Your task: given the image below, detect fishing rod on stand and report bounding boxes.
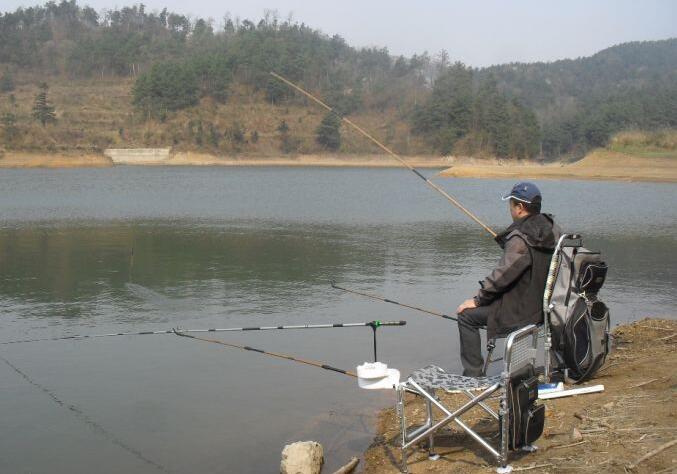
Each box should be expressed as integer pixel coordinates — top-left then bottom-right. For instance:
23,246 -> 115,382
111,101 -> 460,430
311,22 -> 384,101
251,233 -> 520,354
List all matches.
1,319 -> 407,374
174,320 -> 405,364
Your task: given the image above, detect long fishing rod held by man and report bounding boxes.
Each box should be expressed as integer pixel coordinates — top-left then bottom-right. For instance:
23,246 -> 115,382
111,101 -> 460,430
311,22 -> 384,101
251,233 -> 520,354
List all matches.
269,71 -> 496,238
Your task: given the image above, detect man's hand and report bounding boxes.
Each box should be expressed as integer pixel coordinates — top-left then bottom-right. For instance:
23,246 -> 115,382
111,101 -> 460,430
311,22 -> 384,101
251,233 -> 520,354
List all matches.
456,298 -> 477,315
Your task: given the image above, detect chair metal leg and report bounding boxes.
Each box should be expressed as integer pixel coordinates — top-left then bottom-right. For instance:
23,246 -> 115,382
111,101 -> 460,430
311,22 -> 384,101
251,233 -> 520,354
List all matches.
544,332 -> 552,383
403,380 -> 501,450
464,389 -> 499,420
497,381 -> 512,473
425,395 -> 440,460
397,387 -> 408,473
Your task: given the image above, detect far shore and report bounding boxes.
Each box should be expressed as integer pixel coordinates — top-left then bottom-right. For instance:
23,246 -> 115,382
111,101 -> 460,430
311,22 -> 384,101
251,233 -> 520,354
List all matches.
1,149 -> 675,183
437,149 -> 677,183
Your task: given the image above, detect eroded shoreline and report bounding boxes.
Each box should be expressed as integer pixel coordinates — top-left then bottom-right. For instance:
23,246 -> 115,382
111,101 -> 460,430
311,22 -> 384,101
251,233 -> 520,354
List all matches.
1,150 -> 675,183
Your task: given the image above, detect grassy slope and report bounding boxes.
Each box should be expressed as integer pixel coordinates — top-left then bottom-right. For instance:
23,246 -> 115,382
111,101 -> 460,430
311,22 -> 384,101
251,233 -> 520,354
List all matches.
0,74 -> 429,157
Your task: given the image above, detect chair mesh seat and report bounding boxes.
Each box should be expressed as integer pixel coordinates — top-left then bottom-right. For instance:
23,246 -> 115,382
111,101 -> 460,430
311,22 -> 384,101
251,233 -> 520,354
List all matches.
408,365 -> 501,392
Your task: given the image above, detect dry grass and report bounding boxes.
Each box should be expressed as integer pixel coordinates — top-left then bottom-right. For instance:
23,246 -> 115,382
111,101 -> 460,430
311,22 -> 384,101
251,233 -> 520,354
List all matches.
0,73 -> 427,156
609,129 -> 677,153
437,145 -> 677,183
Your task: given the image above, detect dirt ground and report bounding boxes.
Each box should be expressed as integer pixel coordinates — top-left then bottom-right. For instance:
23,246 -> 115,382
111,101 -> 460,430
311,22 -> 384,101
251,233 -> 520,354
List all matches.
2,149 -> 675,183
0,152 -> 112,168
164,152 -> 452,168
436,150 -> 677,183
362,318 -> 676,473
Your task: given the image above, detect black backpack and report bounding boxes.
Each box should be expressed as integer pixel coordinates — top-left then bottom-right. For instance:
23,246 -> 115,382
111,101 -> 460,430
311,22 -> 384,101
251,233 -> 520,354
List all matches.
546,236 -> 610,383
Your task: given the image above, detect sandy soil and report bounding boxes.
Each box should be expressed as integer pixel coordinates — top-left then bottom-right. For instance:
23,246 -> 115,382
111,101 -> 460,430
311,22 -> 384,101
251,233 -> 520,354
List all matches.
0,152 -> 112,168
362,318 -> 676,473
437,150 -> 677,183
164,152 -> 452,168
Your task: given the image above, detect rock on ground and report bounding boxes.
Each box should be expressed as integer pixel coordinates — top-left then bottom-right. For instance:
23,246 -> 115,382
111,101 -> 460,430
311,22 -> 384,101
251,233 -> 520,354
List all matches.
280,441 -> 324,474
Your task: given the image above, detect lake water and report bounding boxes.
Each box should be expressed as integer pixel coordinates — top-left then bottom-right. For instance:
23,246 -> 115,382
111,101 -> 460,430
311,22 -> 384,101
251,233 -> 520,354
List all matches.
0,167 -> 675,473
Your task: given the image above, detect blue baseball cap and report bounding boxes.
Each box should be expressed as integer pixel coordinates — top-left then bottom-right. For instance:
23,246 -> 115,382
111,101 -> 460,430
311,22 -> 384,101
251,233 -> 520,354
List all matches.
501,182 -> 542,204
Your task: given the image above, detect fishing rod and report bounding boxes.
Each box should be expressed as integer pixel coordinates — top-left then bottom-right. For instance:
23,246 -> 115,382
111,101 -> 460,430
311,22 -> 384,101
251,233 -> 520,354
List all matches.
331,281 -> 458,322
0,320 -> 406,346
173,329 -> 358,377
269,71 -> 497,238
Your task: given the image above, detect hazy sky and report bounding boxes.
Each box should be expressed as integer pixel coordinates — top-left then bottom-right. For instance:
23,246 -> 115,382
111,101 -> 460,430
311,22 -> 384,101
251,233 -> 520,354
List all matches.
3,0 -> 677,66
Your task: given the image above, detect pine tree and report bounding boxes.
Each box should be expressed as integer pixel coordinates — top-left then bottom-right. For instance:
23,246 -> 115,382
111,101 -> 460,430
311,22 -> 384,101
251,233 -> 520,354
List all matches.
32,83 -> 56,126
315,113 -> 341,151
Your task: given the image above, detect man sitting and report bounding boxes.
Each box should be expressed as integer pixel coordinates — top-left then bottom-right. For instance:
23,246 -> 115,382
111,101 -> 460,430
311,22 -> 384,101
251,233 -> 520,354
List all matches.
455,182 -> 561,376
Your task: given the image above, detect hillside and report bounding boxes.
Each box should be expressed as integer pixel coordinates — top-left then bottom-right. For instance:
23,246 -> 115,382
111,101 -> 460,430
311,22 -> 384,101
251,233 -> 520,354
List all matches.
0,74 -> 428,156
0,1 -> 675,159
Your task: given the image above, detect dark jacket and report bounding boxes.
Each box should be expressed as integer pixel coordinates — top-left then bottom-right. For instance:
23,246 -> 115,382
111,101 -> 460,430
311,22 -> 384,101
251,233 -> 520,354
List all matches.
474,213 -> 561,338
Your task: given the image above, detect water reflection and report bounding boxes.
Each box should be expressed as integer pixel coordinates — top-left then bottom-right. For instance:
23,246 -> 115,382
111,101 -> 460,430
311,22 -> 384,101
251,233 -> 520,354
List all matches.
0,219 -> 674,325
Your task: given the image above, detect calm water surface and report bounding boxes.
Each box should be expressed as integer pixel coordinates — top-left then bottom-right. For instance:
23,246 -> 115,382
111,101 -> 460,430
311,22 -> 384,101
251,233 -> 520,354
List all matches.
0,167 -> 675,473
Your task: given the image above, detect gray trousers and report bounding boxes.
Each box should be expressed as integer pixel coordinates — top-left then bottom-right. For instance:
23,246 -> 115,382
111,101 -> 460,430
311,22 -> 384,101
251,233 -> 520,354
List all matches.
457,305 -> 492,377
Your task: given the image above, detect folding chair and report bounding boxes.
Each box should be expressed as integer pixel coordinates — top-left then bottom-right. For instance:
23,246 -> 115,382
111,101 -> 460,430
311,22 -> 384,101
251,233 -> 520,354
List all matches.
396,324 -> 541,473
482,324 -> 547,377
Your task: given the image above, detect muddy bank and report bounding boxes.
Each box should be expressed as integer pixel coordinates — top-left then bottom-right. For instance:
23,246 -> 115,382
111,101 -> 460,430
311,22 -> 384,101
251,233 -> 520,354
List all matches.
437,150 -> 677,183
364,318 -> 676,473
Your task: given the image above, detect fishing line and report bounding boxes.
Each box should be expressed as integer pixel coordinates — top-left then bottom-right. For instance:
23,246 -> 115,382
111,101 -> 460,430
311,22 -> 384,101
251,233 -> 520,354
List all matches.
269,71 -> 497,238
0,353 -> 171,473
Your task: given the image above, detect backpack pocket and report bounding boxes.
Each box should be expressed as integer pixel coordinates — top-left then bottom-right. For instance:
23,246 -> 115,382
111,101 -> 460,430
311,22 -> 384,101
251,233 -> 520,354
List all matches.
508,370 -> 540,449
523,403 -> 545,445
578,261 -> 608,294
563,296 -> 610,383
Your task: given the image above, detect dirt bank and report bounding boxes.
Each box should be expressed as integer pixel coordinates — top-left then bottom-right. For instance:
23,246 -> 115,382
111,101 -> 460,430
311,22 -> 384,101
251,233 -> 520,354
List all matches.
0,151 -> 450,169
363,318 -> 677,473
164,153 -> 451,168
3,150 -> 676,183
437,150 -> 677,183
0,152 -> 112,168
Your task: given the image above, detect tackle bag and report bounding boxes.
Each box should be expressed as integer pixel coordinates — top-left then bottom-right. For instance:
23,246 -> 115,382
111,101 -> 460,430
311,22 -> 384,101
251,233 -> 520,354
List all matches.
503,366 -> 545,450
548,241 -> 610,383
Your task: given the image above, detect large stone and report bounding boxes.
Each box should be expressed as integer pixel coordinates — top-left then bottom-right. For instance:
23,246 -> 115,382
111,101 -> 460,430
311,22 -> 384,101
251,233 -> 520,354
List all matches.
280,441 -> 324,474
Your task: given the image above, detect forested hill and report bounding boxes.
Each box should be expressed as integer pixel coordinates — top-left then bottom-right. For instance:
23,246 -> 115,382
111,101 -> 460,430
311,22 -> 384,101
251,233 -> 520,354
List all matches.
0,1 -> 675,159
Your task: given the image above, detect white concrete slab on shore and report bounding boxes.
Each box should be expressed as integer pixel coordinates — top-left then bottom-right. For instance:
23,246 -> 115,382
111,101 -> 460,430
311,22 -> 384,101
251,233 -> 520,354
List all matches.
104,148 -> 171,164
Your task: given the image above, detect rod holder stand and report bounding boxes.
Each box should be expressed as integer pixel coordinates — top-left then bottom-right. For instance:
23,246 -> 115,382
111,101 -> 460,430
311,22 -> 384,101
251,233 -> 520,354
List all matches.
368,320 -> 381,362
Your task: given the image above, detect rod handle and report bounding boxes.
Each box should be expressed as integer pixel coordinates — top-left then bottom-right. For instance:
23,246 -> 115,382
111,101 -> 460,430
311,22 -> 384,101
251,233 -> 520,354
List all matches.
372,320 -> 407,327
